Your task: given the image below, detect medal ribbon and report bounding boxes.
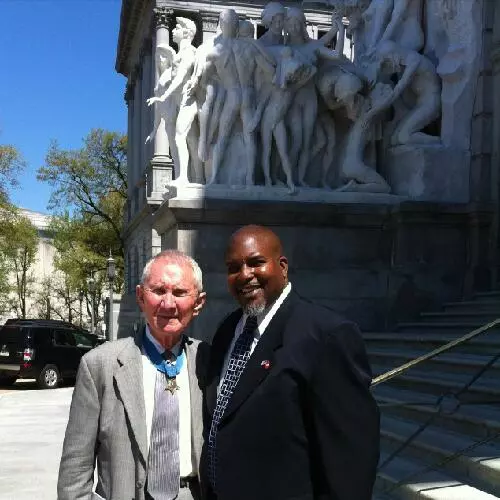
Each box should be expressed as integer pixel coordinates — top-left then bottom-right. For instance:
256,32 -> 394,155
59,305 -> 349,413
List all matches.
143,333 -> 185,377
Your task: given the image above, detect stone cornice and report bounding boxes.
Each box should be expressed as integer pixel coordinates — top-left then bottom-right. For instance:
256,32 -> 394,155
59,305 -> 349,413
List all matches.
116,0 -> 150,76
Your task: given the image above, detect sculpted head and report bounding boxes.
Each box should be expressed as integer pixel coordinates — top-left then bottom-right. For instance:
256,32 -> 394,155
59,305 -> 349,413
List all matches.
377,40 -> 402,72
136,250 -> 206,348
262,2 -> 286,35
285,7 -> 310,42
238,20 -> 254,39
156,44 -> 174,71
219,9 -> 240,38
172,17 -> 197,45
225,225 -> 288,316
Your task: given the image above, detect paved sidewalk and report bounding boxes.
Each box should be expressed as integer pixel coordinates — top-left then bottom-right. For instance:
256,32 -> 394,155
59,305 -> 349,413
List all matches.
0,387 -> 73,499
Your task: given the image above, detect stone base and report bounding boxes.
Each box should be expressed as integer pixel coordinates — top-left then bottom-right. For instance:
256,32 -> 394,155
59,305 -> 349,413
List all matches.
140,193 -> 494,338
383,145 -> 470,202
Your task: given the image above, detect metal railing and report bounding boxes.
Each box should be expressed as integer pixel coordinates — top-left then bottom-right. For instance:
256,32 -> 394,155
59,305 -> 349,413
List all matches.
372,318 -> 500,495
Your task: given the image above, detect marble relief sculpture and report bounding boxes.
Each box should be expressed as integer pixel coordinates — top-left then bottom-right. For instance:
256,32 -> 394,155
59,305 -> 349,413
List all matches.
143,0 -> 473,196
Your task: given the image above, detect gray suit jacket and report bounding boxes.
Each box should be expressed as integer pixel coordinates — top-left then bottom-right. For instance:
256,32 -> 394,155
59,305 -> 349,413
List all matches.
57,333 -> 209,500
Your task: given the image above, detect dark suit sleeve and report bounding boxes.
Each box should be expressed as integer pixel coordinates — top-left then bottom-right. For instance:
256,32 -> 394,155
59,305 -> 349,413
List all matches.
308,321 -> 380,500
57,357 -> 100,500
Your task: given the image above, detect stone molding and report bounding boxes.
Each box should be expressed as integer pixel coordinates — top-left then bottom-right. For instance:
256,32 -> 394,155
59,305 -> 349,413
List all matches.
152,6 -> 175,30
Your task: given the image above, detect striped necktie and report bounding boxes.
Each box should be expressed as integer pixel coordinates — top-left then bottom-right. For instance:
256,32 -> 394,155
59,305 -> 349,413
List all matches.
207,315 -> 258,489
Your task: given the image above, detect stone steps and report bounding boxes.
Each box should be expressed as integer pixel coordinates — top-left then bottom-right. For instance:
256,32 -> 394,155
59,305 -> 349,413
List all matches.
376,452 -> 499,500
380,414 -> 500,496
370,292 -> 500,499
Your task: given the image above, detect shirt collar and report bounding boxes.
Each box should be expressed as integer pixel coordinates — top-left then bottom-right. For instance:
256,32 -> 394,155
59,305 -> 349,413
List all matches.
242,282 -> 292,338
144,324 -> 183,357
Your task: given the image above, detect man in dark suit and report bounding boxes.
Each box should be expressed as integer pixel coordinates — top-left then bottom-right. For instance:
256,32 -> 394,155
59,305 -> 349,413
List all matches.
202,225 -> 380,500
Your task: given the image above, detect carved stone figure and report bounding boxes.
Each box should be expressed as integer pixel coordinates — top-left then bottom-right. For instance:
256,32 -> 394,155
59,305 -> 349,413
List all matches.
145,43 -> 176,156
147,18 -> 199,184
362,0 -> 424,56
284,8 -> 342,187
259,2 -> 286,47
339,82 -> 392,192
376,40 -> 441,146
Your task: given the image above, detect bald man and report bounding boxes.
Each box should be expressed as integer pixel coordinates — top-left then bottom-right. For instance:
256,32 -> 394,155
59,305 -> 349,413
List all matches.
201,225 -> 380,500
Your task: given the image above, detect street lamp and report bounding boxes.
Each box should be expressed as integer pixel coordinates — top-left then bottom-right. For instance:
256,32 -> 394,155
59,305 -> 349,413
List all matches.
87,275 -> 95,335
107,252 -> 116,341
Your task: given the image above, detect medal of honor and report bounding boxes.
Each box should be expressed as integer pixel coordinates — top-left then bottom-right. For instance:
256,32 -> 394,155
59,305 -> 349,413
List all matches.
165,376 -> 179,394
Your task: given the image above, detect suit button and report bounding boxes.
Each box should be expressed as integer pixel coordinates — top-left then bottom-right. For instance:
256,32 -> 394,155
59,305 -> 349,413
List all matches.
136,480 -> 144,489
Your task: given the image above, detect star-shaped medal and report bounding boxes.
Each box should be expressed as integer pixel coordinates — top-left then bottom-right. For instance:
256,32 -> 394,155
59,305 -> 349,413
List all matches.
165,377 -> 179,394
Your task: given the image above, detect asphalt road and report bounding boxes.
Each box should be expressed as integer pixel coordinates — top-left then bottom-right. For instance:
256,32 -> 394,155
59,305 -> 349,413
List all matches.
0,383 -> 73,500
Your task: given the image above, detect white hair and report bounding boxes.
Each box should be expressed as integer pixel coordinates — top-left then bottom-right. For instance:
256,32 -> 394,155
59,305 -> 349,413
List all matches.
140,249 -> 203,292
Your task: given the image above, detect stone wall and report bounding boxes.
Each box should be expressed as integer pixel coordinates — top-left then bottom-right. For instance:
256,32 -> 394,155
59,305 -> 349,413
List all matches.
149,195 -> 493,339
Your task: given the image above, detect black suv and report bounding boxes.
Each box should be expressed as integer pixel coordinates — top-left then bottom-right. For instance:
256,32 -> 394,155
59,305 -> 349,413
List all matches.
0,319 -> 105,389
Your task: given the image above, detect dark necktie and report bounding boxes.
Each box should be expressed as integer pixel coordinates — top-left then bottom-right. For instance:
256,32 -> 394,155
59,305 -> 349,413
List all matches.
207,315 -> 258,490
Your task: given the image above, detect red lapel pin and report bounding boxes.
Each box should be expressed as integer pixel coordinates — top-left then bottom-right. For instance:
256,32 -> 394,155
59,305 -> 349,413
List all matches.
261,360 -> 271,370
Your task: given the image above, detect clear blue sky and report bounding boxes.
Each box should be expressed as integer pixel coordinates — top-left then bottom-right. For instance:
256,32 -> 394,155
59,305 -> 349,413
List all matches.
0,0 -> 127,214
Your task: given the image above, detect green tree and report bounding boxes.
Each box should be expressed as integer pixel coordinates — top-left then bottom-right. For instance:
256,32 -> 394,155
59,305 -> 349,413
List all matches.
0,212 -> 38,318
0,144 -> 25,206
38,129 -> 127,259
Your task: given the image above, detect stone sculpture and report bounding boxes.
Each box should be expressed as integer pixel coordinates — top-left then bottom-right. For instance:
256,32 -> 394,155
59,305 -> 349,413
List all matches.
147,17 -> 199,185
141,0 -> 478,201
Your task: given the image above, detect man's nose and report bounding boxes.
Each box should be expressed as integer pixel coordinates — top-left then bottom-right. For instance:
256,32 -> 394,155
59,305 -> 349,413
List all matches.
160,292 -> 176,307
240,264 -> 254,279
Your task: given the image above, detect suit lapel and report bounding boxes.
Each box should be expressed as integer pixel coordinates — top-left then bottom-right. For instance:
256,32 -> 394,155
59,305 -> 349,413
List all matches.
186,338 -> 202,476
206,311 -> 242,416
221,292 -> 298,423
115,336 -> 148,466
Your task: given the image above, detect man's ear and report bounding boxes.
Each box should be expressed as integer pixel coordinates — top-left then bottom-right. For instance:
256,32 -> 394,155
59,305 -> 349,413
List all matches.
193,291 -> 207,317
279,256 -> 288,278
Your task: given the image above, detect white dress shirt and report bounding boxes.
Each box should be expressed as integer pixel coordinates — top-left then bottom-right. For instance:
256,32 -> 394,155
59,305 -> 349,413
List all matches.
219,282 -> 292,387
142,327 -> 195,477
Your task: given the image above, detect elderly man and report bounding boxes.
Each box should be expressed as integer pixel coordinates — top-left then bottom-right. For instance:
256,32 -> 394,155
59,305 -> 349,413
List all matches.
58,250 -> 209,500
202,225 -> 380,500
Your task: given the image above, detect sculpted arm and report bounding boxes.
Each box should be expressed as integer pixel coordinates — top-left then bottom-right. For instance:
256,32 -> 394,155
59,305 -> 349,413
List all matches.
309,322 -> 380,499
57,357 -> 100,500
150,57 -> 195,104
387,53 -> 420,102
317,45 -> 342,62
319,11 -> 344,47
380,0 -> 410,44
253,44 -> 276,77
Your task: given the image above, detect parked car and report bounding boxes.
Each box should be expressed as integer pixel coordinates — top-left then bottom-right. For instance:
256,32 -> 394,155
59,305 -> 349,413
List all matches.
0,319 -> 105,389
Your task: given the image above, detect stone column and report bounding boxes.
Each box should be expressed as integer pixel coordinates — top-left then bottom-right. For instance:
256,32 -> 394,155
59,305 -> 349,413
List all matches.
151,7 -> 174,161
132,66 -> 142,212
125,82 -> 134,200
140,43 -> 152,207
147,7 -> 175,197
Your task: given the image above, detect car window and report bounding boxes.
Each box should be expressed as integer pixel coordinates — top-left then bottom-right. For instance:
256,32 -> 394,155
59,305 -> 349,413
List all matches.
53,330 -> 77,347
73,332 -> 94,348
33,328 -> 52,346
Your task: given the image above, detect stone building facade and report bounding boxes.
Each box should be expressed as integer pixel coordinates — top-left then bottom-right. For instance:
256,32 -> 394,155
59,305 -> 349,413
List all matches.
115,0 -> 500,339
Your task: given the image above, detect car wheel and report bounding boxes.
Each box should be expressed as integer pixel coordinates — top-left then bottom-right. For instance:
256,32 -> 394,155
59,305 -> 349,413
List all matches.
38,364 -> 60,389
0,375 -> 17,387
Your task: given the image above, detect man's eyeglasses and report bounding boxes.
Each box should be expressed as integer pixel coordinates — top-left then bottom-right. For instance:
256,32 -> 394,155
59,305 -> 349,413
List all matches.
142,286 -> 197,300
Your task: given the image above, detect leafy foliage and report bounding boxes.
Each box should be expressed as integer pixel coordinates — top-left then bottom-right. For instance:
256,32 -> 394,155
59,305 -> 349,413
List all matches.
0,144 -> 25,206
0,211 -> 38,318
38,129 -> 126,298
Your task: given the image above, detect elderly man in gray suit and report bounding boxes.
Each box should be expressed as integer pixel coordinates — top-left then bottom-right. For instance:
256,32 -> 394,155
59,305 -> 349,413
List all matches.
58,249 -> 209,500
